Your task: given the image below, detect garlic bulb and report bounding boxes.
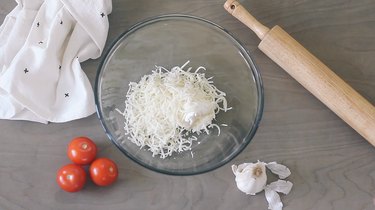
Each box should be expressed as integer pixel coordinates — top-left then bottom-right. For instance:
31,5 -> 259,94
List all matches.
231,161 -> 267,195
232,161 -> 293,210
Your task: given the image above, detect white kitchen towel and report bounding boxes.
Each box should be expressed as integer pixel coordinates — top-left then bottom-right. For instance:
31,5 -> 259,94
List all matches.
0,0 -> 112,123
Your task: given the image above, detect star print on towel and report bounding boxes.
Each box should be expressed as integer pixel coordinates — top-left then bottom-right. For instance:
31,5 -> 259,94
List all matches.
0,0 -> 112,123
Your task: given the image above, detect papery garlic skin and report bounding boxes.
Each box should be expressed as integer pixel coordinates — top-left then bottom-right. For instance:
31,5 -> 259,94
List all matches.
231,162 -> 267,195
266,162 -> 291,179
232,161 -> 293,210
264,180 -> 293,210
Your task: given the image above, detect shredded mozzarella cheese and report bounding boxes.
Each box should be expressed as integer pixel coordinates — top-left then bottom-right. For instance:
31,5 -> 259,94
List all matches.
116,61 -> 230,159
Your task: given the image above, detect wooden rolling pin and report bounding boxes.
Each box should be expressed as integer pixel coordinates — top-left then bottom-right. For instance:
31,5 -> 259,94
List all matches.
224,0 -> 375,146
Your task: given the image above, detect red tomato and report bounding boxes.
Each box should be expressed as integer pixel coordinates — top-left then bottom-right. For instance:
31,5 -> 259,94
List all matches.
67,137 -> 97,165
89,158 -> 118,186
56,164 -> 87,192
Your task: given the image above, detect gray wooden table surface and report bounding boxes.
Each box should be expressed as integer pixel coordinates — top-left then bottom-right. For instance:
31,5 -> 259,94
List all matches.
1,0 -> 375,210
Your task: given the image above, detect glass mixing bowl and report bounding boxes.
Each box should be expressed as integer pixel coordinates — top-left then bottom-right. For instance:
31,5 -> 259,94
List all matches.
95,14 -> 263,175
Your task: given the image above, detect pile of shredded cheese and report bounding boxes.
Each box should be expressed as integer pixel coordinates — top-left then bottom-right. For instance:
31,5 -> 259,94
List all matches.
116,61 -> 230,159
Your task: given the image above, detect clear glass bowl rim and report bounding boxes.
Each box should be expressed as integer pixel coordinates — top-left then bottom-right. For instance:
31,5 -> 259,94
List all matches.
94,14 -> 264,176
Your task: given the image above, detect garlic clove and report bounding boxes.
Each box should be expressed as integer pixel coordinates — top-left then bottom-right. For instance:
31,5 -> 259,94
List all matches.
266,162 -> 291,179
232,162 -> 267,195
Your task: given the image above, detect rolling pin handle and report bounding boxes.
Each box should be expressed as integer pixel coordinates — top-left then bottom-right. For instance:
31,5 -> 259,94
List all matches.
224,0 -> 270,40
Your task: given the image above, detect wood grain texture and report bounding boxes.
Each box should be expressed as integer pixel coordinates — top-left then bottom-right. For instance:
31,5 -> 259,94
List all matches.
259,25 -> 375,145
225,0 -> 375,146
0,0 -> 375,210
